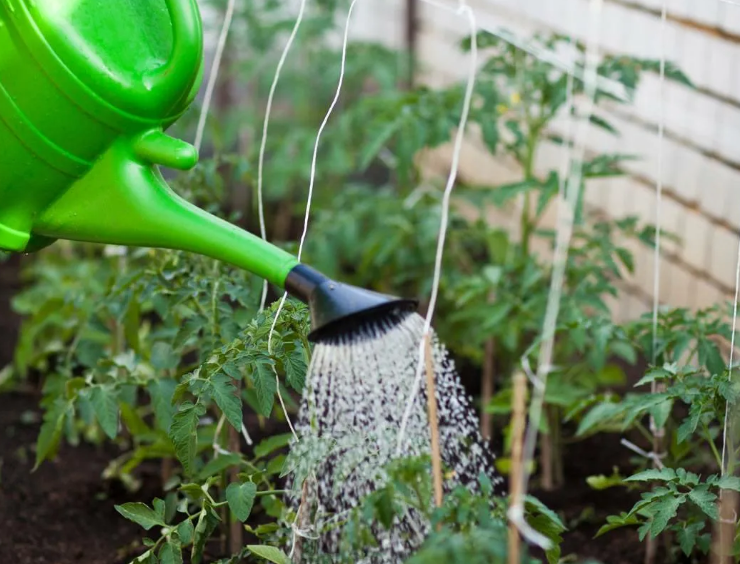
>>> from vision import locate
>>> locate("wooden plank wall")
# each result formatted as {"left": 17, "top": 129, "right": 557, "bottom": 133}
{"left": 397, "top": 0, "right": 740, "bottom": 321}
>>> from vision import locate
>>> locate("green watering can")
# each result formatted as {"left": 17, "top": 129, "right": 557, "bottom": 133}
{"left": 0, "top": 0, "right": 414, "bottom": 341}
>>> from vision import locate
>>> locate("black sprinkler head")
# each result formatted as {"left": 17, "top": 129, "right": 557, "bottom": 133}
{"left": 284, "top": 264, "right": 418, "bottom": 343}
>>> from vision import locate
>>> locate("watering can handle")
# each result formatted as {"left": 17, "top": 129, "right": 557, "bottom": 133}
{"left": 142, "top": 0, "right": 203, "bottom": 113}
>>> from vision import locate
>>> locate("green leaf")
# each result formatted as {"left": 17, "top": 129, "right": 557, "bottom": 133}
{"left": 34, "top": 398, "right": 71, "bottom": 470}
{"left": 576, "top": 402, "right": 621, "bottom": 436}
{"left": 176, "top": 519, "right": 194, "bottom": 545}
{"left": 247, "top": 545, "right": 292, "bottom": 564}
{"left": 174, "top": 317, "right": 205, "bottom": 349}
{"left": 284, "top": 346, "right": 307, "bottom": 392}
{"left": 169, "top": 402, "right": 205, "bottom": 476}
{"left": 525, "top": 495, "right": 565, "bottom": 530}
{"left": 251, "top": 359, "right": 277, "bottom": 417}
{"left": 197, "top": 453, "right": 243, "bottom": 481}
{"left": 210, "top": 374, "right": 242, "bottom": 431}
{"left": 159, "top": 541, "right": 183, "bottom": 564}
{"left": 127, "top": 549, "right": 155, "bottom": 564}
{"left": 492, "top": 179, "right": 541, "bottom": 206}
{"left": 148, "top": 378, "right": 177, "bottom": 431}
{"left": 151, "top": 342, "right": 179, "bottom": 371}
{"left": 649, "top": 398, "right": 673, "bottom": 430}
{"left": 635, "top": 368, "right": 671, "bottom": 387}
{"left": 624, "top": 468, "right": 677, "bottom": 482}
{"left": 648, "top": 495, "right": 683, "bottom": 537}
{"left": 359, "top": 119, "right": 401, "bottom": 171}
{"left": 254, "top": 433, "right": 293, "bottom": 459}
{"left": 192, "top": 506, "right": 220, "bottom": 564}
{"left": 595, "top": 512, "right": 641, "bottom": 537}
{"left": 677, "top": 522, "right": 704, "bottom": 557}
{"left": 115, "top": 502, "right": 166, "bottom": 531}
{"left": 586, "top": 468, "right": 624, "bottom": 490}
{"left": 91, "top": 385, "right": 119, "bottom": 439}
{"left": 226, "top": 482, "right": 257, "bottom": 522}
{"left": 688, "top": 486, "right": 718, "bottom": 520}
{"left": 714, "top": 475, "right": 740, "bottom": 492}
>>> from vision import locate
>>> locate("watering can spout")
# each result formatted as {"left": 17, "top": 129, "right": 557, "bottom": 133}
{"left": 31, "top": 130, "right": 417, "bottom": 341}
{"left": 32, "top": 130, "right": 300, "bottom": 289}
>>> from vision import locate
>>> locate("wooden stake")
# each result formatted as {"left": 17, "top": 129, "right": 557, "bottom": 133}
{"left": 712, "top": 490, "right": 738, "bottom": 564}
{"left": 424, "top": 333, "right": 444, "bottom": 508}
{"left": 508, "top": 371, "right": 528, "bottom": 564}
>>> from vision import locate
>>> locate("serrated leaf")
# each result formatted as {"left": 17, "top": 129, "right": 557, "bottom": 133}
{"left": 115, "top": 502, "right": 166, "bottom": 531}
{"left": 91, "top": 385, "right": 119, "bottom": 439}
{"left": 210, "top": 373, "right": 242, "bottom": 430}
{"left": 159, "top": 541, "right": 183, "bottom": 564}
{"left": 226, "top": 482, "right": 257, "bottom": 522}
{"left": 247, "top": 545, "right": 291, "bottom": 564}
{"left": 688, "top": 486, "right": 718, "bottom": 520}
{"left": 714, "top": 475, "right": 740, "bottom": 492}
{"left": 251, "top": 360, "right": 277, "bottom": 417}
{"left": 170, "top": 402, "right": 205, "bottom": 476}
{"left": 648, "top": 495, "right": 683, "bottom": 537}
{"left": 677, "top": 522, "right": 704, "bottom": 557}
{"left": 284, "top": 346, "right": 307, "bottom": 392}
{"left": 34, "top": 398, "right": 71, "bottom": 470}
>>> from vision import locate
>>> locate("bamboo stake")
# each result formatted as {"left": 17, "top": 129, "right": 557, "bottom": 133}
{"left": 424, "top": 333, "right": 444, "bottom": 508}
{"left": 712, "top": 490, "right": 738, "bottom": 564}
{"left": 508, "top": 371, "right": 527, "bottom": 564}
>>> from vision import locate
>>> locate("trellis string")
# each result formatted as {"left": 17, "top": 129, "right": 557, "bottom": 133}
{"left": 396, "top": 0, "right": 479, "bottom": 455}
{"left": 509, "top": 0, "right": 605, "bottom": 549}
{"left": 257, "top": 0, "right": 308, "bottom": 311}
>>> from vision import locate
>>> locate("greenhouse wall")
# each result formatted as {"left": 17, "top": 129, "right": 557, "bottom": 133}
{"left": 352, "top": 0, "right": 740, "bottom": 321}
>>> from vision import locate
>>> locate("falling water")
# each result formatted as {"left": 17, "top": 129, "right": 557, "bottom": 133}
{"left": 285, "top": 310, "right": 502, "bottom": 563}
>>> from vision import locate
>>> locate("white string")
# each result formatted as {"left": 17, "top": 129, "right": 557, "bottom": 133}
{"left": 194, "top": 0, "right": 236, "bottom": 153}
{"left": 396, "top": 0, "right": 478, "bottom": 456}
{"left": 722, "top": 0, "right": 740, "bottom": 478}
{"left": 621, "top": 438, "right": 665, "bottom": 469}
{"left": 651, "top": 1, "right": 668, "bottom": 377}
{"left": 721, "top": 241, "right": 740, "bottom": 477}
{"left": 257, "top": 0, "right": 308, "bottom": 311}
{"left": 266, "top": 0, "right": 361, "bottom": 443}
{"left": 509, "top": 0, "right": 604, "bottom": 549}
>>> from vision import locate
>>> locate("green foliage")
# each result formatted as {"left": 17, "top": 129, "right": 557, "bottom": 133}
{"left": 2, "top": 3, "right": 706, "bottom": 561}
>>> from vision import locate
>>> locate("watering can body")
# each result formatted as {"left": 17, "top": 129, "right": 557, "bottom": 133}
{"left": 0, "top": 0, "right": 414, "bottom": 340}
{"left": 0, "top": 0, "right": 299, "bottom": 286}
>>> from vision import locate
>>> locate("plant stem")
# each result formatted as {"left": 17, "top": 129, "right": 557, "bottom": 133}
{"left": 424, "top": 333, "right": 444, "bottom": 508}
{"left": 704, "top": 422, "right": 723, "bottom": 469}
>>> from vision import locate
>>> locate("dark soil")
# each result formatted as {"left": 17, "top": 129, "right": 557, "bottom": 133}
{"left": 0, "top": 391, "right": 163, "bottom": 564}
{"left": 0, "top": 256, "right": 663, "bottom": 564}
